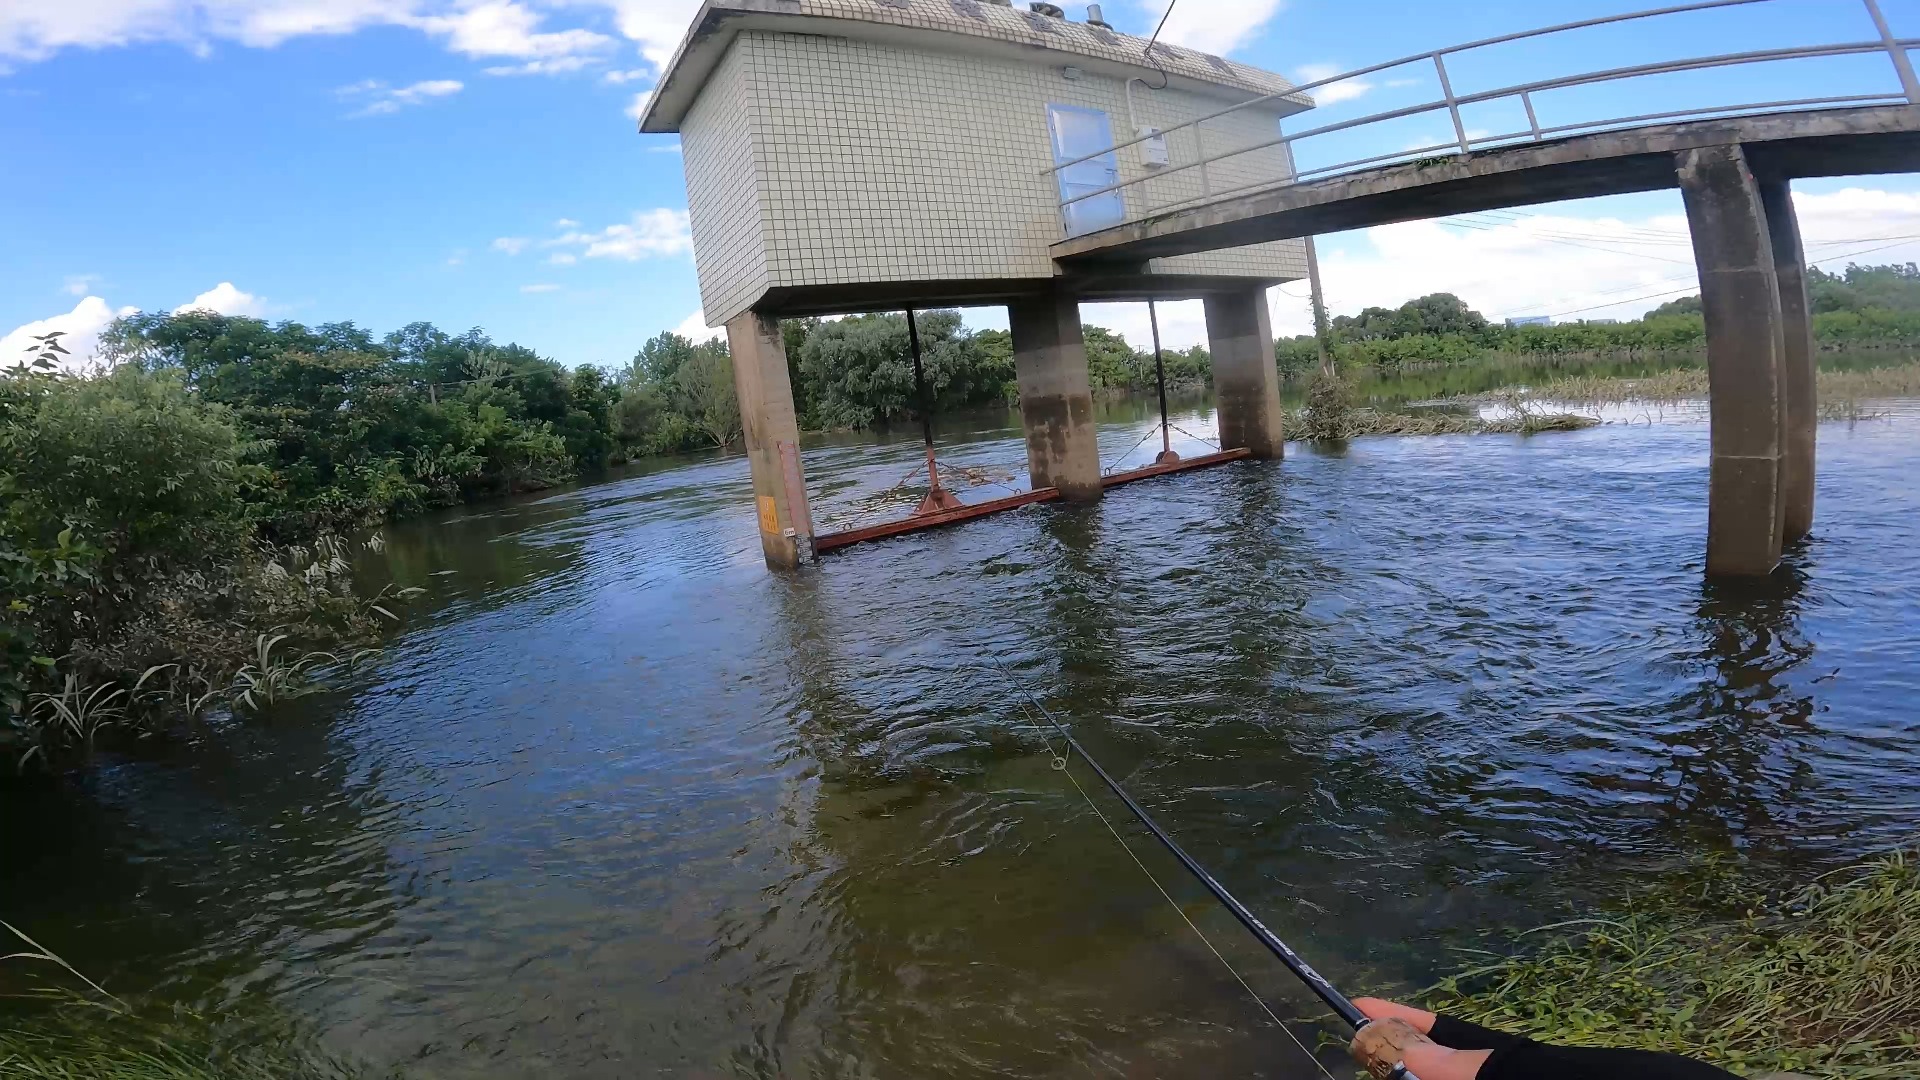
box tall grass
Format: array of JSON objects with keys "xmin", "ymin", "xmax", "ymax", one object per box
[
  {"xmin": 1426, "ymin": 851, "xmax": 1920, "ymax": 1079},
  {"xmin": 1508, "ymin": 360, "xmax": 1920, "ymax": 416},
  {"xmin": 1, "ymin": 923, "xmax": 375, "ymax": 1080}
]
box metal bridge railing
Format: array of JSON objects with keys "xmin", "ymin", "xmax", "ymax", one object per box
[{"xmin": 1047, "ymin": 0, "xmax": 1920, "ymax": 235}]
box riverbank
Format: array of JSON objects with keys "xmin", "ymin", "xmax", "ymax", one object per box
[
  {"xmin": 1489, "ymin": 360, "xmax": 1920, "ymax": 418},
  {"xmin": 1426, "ymin": 850, "xmax": 1920, "ymax": 1079}
]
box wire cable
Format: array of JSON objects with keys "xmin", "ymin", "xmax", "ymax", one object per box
[{"xmin": 994, "ymin": 675, "xmax": 1340, "ymax": 1080}]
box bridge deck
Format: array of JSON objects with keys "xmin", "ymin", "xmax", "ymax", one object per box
[{"xmin": 1051, "ymin": 105, "xmax": 1920, "ymax": 266}]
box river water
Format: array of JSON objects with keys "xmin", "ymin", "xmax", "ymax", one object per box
[{"xmin": 5, "ymin": 370, "xmax": 1920, "ymax": 1078}]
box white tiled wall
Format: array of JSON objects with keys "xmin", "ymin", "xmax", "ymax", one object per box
[
  {"xmin": 682, "ymin": 42, "xmax": 768, "ymax": 329},
  {"xmin": 681, "ymin": 28, "xmax": 1308, "ymax": 325}
]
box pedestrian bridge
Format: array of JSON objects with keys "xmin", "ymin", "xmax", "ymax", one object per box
[{"xmin": 1046, "ymin": 0, "xmax": 1920, "ymax": 578}]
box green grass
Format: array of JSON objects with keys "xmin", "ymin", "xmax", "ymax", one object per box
[
  {"xmin": 1506, "ymin": 360, "xmax": 1920, "ymax": 419},
  {"xmin": 0, "ymin": 999, "xmax": 377, "ymax": 1080},
  {"xmin": 1425, "ymin": 851, "xmax": 1920, "ymax": 1079},
  {"xmin": 0, "ymin": 922, "xmax": 377, "ymax": 1080}
]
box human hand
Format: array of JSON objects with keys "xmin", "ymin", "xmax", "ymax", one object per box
[{"xmin": 1348, "ymin": 999, "xmax": 1492, "ymax": 1080}]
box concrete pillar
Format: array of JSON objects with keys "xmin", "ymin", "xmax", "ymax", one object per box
[
  {"xmin": 1759, "ymin": 179, "xmax": 1817, "ymax": 543},
  {"xmin": 1676, "ymin": 144, "xmax": 1787, "ymax": 578},
  {"xmin": 1205, "ymin": 287, "xmax": 1285, "ymax": 459},
  {"xmin": 724, "ymin": 310, "xmax": 814, "ymax": 569},
  {"xmin": 1008, "ymin": 290, "xmax": 1102, "ymax": 500}
]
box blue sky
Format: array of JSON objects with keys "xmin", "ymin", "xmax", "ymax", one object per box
[{"xmin": 6, "ymin": 0, "xmax": 1920, "ymax": 367}]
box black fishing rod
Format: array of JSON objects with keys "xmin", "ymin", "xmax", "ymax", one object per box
[{"xmin": 994, "ymin": 660, "xmax": 1423, "ymax": 1080}]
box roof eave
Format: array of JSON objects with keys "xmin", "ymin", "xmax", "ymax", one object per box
[{"xmin": 636, "ymin": 1, "xmax": 1312, "ymax": 135}]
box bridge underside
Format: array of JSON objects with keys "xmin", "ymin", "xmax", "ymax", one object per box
[
  {"xmin": 748, "ymin": 272, "xmax": 1293, "ymax": 320},
  {"xmin": 1047, "ymin": 104, "xmax": 1920, "ymax": 579}
]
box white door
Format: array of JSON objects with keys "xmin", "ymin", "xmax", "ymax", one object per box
[{"xmin": 1048, "ymin": 104, "xmax": 1125, "ymax": 237}]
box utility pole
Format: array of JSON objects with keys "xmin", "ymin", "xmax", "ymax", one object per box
[
  {"xmin": 1149, "ymin": 300, "xmax": 1178, "ymax": 464},
  {"xmin": 1304, "ymin": 235, "xmax": 1334, "ymax": 378},
  {"xmin": 907, "ymin": 308, "xmax": 961, "ymax": 515}
]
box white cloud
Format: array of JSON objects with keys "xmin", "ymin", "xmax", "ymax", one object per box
[
  {"xmin": 1, "ymin": 0, "xmax": 625, "ymax": 71},
  {"xmin": 0, "ymin": 0, "xmax": 406, "ymax": 61},
  {"xmin": 407, "ymin": 1, "xmax": 611, "ymax": 59},
  {"xmin": 600, "ymin": 68, "xmax": 648, "ymax": 85},
  {"xmin": 1079, "ymin": 299, "xmax": 1209, "ymax": 354},
  {"xmin": 547, "ymin": 252, "xmax": 577, "ymax": 265},
  {"xmin": 546, "ymin": 208, "xmax": 691, "ymax": 260},
  {"xmin": 337, "ymin": 77, "xmax": 462, "ymax": 117},
  {"xmin": 1129, "ymin": 0, "xmax": 1281, "ymax": 57},
  {"xmin": 0, "ymin": 296, "xmax": 136, "ymax": 373},
  {"xmin": 174, "ymin": 281, "xmax": 265, "ymax": 317},
  {"xmin": 446, "ymin": 247, "xmax": 469, "ymax": 266},
  {"xmin": 554, "ymin": 217, "xmax": 580, "ymax": 228},
  {"xmin": 62, "ymin": 273, "xmax": 101, "ymax": 296},
  {"xmin": 1295, "ymin": 62, "xmax": 1371, "ymax": 106},
  {"xmin": 483, "ymin": 55, "xmax": 595, "ymax": 76},
  {"xmin": 647, "ymin": 142, "xmax": 681, "ymax": 154},
  {"xmin": 571, "ymin": 0, "xmax": 700, "ymax": 70},
  {"xmin": 673, "ymin": 307, "xmax": 720, "ymax": 342},
  {"xmin": 520, "ymin": 282, "xmax": 561, "ymax": 293},
  {"xmin": 624, "ymin": 89, "xmax": 652, "ymax": 122},
  {"xmin": 492, "ymin": 236, "xmax": 530, "ymax": 255}
]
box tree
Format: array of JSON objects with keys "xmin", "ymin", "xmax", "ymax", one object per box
[
  {"xmin": 628, "ymin": 332, "xmax": 699, "ymax": 387},
  {"xmin": 673, "ymin": 341, "xmax": 740, "ymax": 447},
  {"xmin": 1082, "ymin": 325, "xmax": 1142, "ymax": 389}
]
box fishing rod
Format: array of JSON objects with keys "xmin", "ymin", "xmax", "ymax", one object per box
[{"xmin": 990, "ymin": 657, "xmax": 1424, "ymax": 1080}]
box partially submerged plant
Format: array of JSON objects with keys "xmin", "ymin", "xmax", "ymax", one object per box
[
  {"xmin": 1426, "ymin": 851, "xmax": 1920, "ymax": 1079},
  {"xmin": 229, "ymin": 634, "xmax": 335, "ymax": 713}
]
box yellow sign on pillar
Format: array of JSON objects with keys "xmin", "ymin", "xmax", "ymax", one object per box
[{"xmin": 756, "ymin": 495, "xmax": 779, "ymax": 535}]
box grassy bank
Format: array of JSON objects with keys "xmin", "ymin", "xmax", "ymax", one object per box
[
  {"xmin": 1425, "ymin": 851, "xmax": 1920, "ymax": 1079},
  {"xmin": 1498, "ymin": 360, "xmax": 1920, "ymax": 421}
]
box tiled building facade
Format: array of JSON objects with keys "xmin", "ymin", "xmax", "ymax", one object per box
[{"xmin": 647, "ymin": 0, "xmax": 1313, "ymax": 325}]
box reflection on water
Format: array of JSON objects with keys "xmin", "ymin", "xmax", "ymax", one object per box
[{"xmin": 4, "ymin": 374, "xmax": 1919, "ymax": 1078}]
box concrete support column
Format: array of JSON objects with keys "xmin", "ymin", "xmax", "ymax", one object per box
[
  {"xmin": 1205, "ymin": 287, "xmax": 1285, "ymax": 459},
  {"xmin": 1759, "ymin": 179, "xmax": 1817, "ymax": 543},
  {"xmin": 724, "ymin": 310, "xmax": 814, "ymax": 569},
  {"xmin": 1676, "ymin": 144, "xmax": 1787, "ymax": 578},
  {"xmin": 1009, "ymin": 290, "xmax": 1102, "ymax": 500}
]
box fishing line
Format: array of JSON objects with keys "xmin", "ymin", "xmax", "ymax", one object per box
[{"xmin": 992, "ymin": 673, "xmax": 1340, "ymax": 1080}]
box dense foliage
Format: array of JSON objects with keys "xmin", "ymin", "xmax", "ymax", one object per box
[
  {"xmin": 1276, "ymin": 263, "xmax": 1920, "ymax": 372},
  {"xmin": 105, "ymin": 313, "xmax": 618, "ymax": 535},
  {"xmin": 0, "ymin": 338, "xmax": 412, "ymax": 767}
]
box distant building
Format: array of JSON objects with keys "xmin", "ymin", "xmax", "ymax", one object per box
[
  {"xmin": 1506, "ymin": 316, "xmax": 1553, "ymax": 327},
  {"xmin": 1582, "ymin": 318, "xmax": 1620, "ymax": 325}
]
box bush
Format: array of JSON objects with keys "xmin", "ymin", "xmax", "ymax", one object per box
[{"xmin": 0, "ymin": 364, "xmax": 411, "ymax": 770}]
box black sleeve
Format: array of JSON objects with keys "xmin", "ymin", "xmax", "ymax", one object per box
[
  {"xmin": 1428, "ymin": 1014, "xmax": 1526, "ymax": 1051},
  {"xmin": 1478, "ymin": 1037, "xmax": 1742, "ymax": 1080}
]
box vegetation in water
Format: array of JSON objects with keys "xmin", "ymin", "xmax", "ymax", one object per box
[
  {"xmin": 1291, "ymin": 370, "xmax": 1597, "ymax": 440},
  {"xmin": 0, "ymin": 340, "xmax": 415, "ymax": 771},
  {"xmin": 0, "ymin": 922, "xmax": 377, "ymax": 1080},
  {"xmin": 1425, "ymin": 851, "xmax": 1920, "ymax": 1079},
  {"xmin": 1492, "ymin": 360, "xmax": 1920, "ymax": 420}
]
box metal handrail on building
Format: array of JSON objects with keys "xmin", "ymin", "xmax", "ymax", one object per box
[{"xmin": 1047, "ymin": 0, "xmax": 1920, "ymax": 230}]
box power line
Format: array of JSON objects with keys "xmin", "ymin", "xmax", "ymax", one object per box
[
  {"xmin": 1518, "ymin": 237, "xmax": 1920, "ymax": 320},
  {"xmin": 1436, "ymin": 218, "xmax": 1697, "ymax": 265}
]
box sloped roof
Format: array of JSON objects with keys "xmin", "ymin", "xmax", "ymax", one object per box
[{"xmin": 639, "ymin": 0, "xmax": 1313, "ymax": 133}]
